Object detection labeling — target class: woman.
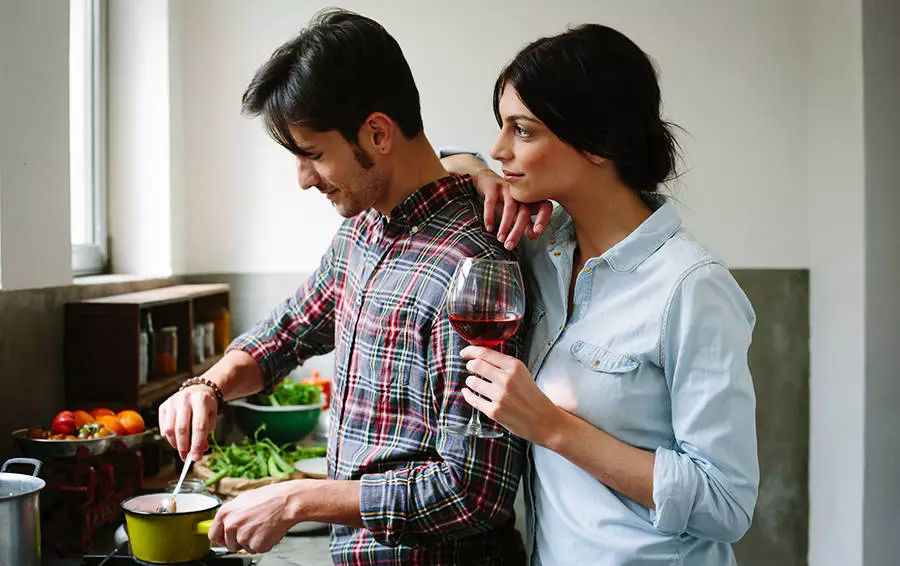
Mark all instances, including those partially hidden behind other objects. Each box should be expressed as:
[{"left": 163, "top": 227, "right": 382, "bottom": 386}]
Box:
[{"left": 447, "top": 24, "right": 758, "bottom": 565}]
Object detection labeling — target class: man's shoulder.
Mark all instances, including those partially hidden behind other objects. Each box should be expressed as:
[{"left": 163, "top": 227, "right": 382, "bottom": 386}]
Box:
[{"left": 426, "top": 194, "right": 517, "bottom": 264}]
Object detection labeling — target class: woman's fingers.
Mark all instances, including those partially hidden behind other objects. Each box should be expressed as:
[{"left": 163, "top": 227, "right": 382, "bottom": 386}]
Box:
[
  {"left": 461, "top": 345, "right": 519, "bottom": 370},
  {"left": 465, "top": 374, "right": 501, "bottom": 401},
  {"left": 496, "top": 190, "right": 519, "bottom": 242},
  {"left": 462, "top": 387, "right": 493, "bottom": 416}
]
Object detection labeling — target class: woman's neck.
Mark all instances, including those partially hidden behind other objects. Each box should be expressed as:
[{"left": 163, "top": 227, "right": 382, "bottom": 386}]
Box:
[{"left": 558, "top": 174, "right": 654, "bottom": 262}]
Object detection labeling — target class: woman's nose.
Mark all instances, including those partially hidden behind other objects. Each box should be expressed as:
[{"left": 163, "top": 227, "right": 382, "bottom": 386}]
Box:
[{"left": 490, "top": 133, "right": 512, "bottom": 163}]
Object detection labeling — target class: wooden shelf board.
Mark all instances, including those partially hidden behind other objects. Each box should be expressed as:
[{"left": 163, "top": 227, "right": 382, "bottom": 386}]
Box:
[{"left": 83, "top": 284, "right": 230, "bottom": 306}]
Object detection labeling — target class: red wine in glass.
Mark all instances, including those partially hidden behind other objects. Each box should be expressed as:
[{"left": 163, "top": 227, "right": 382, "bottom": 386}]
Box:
[
  {"left": 448, "top": 313, "right": 522, "bottom": 347},
  {"left": 444, "top": 258, "right": 525, "bottom": 439}
]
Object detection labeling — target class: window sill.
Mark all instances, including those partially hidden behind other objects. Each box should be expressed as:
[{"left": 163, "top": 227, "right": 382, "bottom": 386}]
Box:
[{"left": 73, "top": 273, "right": 173, "bottom": 286}]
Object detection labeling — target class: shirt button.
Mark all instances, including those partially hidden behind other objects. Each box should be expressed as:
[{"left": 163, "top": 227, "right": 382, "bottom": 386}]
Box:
[
  {"left": 549, "top": 240, "right": 557, "bottom": 245},
  {"left": 410, "top": 225, "right": 420, "bottom": 234},
  {"left": 355, "top": 297, "right": 362, "bottom": 306},
  {"left": 553, "top": 251, "right": 561, "bottom": 257},
  {"left": 592, "top": 360, "right": 600, "bottom": 366},
  {"left": 585, "top": 267, "right": 593, "bottom": 273}
]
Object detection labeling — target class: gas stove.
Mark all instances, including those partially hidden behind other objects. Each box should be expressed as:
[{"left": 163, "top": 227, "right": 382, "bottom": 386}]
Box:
[{"left": 78, "top": 553, "right": 256, "bottom": 565}]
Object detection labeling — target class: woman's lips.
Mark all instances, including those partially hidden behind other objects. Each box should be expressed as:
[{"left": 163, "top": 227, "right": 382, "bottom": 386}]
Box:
[{"left": 502, "top": 170, "right": 523, "bottom": 183}]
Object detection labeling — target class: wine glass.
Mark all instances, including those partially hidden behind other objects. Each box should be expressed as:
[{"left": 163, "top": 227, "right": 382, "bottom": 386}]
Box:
[{"left": 444, "top": 258, "right": 525, "bottom": 438}]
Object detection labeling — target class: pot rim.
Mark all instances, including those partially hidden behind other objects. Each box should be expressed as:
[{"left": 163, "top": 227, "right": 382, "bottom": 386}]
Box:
[
  {"left": 120, "top": 492, "right": 222, "bottom": 517},
  {"left": 0, "top": 472, "right": 46, "bottom": 500}
]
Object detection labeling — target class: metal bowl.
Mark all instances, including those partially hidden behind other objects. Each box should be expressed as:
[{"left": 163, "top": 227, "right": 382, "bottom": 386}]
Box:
[
  {"left": 111, "top": 428, "right": 155, "bottom": 451},
  {"left": 12, "top": 428, "right": 118, "bottom": 459}
]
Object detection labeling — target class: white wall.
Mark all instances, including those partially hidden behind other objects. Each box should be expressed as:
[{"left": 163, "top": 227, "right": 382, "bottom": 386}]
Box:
[
  {"left": 176, "top": 0, "right": 809, "bottom": 273},
  {"left": 0, "top": 0, "right": 72, "bottom": 290},
  {"left": 805, "top": 0, "right": 866, "bottom": 564}
]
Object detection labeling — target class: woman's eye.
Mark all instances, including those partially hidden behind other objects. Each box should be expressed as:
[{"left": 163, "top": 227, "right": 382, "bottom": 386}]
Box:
[{"left": 514, "top": 125, "right": 530, "bottom": 138}]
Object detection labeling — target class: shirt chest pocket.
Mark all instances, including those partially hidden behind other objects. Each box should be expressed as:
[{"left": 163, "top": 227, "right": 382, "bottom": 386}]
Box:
[
  {"left": 569, "top": 340, "right": 641, "bottom": 435},
  {"left": 569, "top": 340, "right": 640, "bottom": 374}
]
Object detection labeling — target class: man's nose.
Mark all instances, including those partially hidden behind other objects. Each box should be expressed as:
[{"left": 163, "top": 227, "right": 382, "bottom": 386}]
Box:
[{"left": 295, "top": 157, "right": 320, "bottom": 190}]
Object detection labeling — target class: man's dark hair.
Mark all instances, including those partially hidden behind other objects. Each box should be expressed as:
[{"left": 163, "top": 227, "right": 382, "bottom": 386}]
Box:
[
  {"left": 242, "top": 9, "right": 423, "bottom": 156},
  {"left": 494, "top": 24, "right": 680, "bottom": 198}
]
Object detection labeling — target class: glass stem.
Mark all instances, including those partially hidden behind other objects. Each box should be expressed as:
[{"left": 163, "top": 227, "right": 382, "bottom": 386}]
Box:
[{"left": 466, "top": 406, "right": 485, "bottom": 434}]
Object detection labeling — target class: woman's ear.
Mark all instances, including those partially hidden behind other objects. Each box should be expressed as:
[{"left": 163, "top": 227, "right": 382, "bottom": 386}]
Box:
[{"left": 360, "top": 112, "right": 394, "bottom": 155}]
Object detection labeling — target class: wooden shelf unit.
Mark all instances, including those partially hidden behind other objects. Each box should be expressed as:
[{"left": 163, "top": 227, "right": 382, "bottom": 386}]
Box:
[{"left": 65, "top": 284, "right": 231, "bottom": 410}]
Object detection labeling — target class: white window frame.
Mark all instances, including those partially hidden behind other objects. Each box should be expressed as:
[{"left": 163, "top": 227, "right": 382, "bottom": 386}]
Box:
[{"left": 70, "top": 0, "right": 108, "bottom": 276}]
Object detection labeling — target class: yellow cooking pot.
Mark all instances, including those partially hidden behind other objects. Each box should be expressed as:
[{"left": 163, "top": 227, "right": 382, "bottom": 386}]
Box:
[{"left": 121, "top": 492, "right": 221, "bottom": 564}]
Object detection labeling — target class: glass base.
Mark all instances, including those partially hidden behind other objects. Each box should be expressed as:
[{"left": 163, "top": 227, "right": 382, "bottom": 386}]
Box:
[{"left": 445, "top": 423, "right": 504, "bottom": 439}]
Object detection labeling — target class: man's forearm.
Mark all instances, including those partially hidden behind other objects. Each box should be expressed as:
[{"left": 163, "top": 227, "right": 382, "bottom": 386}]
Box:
[
  {"left": 204, "top": 350, "right": 265, "bottom": 401},
  {"left": 288, "top": 480, "right": 364, "bottom": 528}
]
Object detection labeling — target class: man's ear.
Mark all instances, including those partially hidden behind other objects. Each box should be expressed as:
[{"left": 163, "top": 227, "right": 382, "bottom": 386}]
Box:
[
  {"left": 359, "top": 112, "right": 394, "bottom": 155},
  {"left": 585, "top": 152, "right": 607, "bottom": 166}
]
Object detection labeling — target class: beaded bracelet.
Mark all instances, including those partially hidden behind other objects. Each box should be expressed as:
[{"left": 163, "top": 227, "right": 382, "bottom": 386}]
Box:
[{"left": 179, "top": 377, "right": 225, "bottom": 412}]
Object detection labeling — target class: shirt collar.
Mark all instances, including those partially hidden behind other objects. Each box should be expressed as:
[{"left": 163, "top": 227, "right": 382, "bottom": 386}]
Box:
[
  {"left": 551, "top": 199, "right": 682, "bottom": 272},
  {"left": 386, "top": 174, "right": 476, "bottom": 231}
]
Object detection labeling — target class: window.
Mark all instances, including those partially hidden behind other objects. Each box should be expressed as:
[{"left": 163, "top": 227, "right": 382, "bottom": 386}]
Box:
[{"left": 70, "top": 0, "right": 107, "bottom": 275}]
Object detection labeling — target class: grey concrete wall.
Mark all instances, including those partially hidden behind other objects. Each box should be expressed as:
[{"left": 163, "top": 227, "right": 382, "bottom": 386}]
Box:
[
  {"left": 732, "top": 270, "right": 810, "bottom": 566},
  {"left": 0, "top": 269, "right": 809, "bottom": 564},
  {"left": 862, "top": 0, "right": 900, "bottom": 563}
]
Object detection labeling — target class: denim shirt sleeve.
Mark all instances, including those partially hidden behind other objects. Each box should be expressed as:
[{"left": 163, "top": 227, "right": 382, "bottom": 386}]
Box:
[{"left": 651, "top": 261, "right": 760, "bottom": 543}]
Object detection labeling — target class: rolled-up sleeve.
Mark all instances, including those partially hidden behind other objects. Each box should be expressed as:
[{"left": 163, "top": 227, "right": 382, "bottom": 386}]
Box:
[
  {"left": 227, "top": 245, "right": 337, "bottom": 393},
  {"left": 651, "top": 262, "right": 759, "bottom": 543},
  {"left": 359, "top": 300, "right": 526, "bottom": 546}
]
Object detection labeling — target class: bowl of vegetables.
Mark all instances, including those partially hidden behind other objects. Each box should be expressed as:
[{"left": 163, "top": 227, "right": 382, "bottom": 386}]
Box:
[{"left": 228, "top": 379, "right": 325, "bottom": 445}]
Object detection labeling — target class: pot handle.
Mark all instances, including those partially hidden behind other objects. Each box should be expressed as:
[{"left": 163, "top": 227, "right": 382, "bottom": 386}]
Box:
[
  {"left": 1, "top": 457, "right": 42, "bottom": 476},
  {"left": 195, "top": 519, "right": 213, "bottom": 535}
]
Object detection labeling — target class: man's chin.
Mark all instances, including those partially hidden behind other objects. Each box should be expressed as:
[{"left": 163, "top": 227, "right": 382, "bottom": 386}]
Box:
[{"left": 333, "top": 202, "right": 366, "bottom": 218}]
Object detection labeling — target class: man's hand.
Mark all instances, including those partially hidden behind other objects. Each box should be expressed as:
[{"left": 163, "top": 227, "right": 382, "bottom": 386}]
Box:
[
  {"left": 208, "top": 481, "right": 303, "bottom": 554},
  {"left": 158, "top": 385, "right": 217, "bottom": 463},
  {"left": 159, "top": 350, "right": 265, "bottom": 462},
  {"left": 208, "top": 479, "right": 363, "bottom": 554}
]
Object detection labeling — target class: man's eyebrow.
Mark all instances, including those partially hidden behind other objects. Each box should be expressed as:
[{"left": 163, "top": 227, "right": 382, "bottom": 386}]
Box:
[{"left": 295, "top": 145, "right": 319, "bottom": 157}]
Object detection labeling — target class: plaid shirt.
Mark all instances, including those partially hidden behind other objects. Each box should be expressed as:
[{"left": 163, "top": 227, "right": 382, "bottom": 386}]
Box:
[{"left": 231, "top": 175, "right": 527, "bottom": 565}]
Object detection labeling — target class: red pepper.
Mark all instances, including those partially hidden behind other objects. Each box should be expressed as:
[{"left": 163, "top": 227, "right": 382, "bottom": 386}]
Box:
[{"left": 51, "top": 411, "right": 76, "bottom": 435}]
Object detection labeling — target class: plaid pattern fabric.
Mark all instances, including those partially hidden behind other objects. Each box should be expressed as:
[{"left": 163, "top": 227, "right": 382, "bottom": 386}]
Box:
[{"left": 230, "top": 175, "right": 527, "bottom": 565}]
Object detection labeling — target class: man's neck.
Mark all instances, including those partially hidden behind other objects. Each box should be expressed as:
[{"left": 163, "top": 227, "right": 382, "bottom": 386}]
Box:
[{"left": 375, "top": 135, "right": 449, "bottom": 219}]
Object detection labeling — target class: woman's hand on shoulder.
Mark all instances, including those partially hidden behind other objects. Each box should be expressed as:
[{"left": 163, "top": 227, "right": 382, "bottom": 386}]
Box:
[
  {"left": 472, "top": 168, "right": 552, "bottom": 250},
  {"left": 442, "top": 152, "right": 551, "bottom": 249}
]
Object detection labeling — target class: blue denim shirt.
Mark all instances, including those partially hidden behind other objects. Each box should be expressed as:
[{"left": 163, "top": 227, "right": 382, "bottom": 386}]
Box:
[{"left": 521, "top": 201, "right": 759, "bottom": 565}]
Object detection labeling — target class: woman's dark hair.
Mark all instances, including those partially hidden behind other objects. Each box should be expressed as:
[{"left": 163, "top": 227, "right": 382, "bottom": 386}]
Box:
[
  {"left": 493, "top": 24, "right": 679, "bottom": 197},
  {"left": 242, "top": 9, "right": 423, "bottom": 156}
]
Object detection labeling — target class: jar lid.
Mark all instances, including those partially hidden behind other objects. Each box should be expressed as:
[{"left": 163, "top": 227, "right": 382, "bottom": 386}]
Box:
[{"left": 160, "top": 325, "right": 178, "bottom": 332}]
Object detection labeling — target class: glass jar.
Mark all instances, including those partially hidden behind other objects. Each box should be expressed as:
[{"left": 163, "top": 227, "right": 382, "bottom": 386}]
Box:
[
  {"left": 155, "top": 326, "right": 178, "bottom": 376},
  {"left": 192, "top": 324, "right": 206, "bottom": 364},
  {"left": 213, "top": 307, "right": 231, "bottom": 354},
  {"left": 203, "top": 322, "right": 216, "bottom": 359}
]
